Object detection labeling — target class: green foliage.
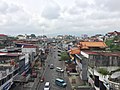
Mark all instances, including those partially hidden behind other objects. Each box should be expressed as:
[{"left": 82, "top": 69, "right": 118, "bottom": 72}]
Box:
[
  {"left": 98, "top": 68, "right": 109, "bottom": 75},
  {"left": 110, "top": 44, "right": 120, "bottom": 51},
  {"left": 0, "top": 44, "right": 4, "bottom": 46},
  {"left": 61, "top": 51, "right": 70, "bottom": 60},
  {"left": 31, "top": 34, "right": 36, "bottom": 38},
  {"left": 105, "top": 36, "right": 120, "bottom": 51},
  {"left": 114, "top": 36, "right": 120, "bottom": 41},
  {"left": 8, "top": 36, "right": 17, "bottom": 40},
  {"left": 105, "top": 39, "right": 113, "bottom": 47}
]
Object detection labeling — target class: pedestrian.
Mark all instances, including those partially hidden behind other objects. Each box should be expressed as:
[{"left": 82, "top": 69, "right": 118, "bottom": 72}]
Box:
[{"left": 42, "top": 77, "right": 45, "bottom": 81}]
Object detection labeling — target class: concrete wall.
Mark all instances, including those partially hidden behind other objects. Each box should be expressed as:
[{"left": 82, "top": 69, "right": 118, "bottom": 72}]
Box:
[{"left": 22, "top": 48, "right": 37, "bottom": 56}]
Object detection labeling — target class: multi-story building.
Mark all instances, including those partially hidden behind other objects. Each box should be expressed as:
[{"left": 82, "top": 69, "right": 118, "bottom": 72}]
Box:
[
  {"left": 0, "top": 44, "right": 34, "bottom": 89},
  {"left": 69, "top": 41, "right": 120, "bottom": 90},
  {"left": 75, "top": 51, "right": 120, "bottom": 90},
  {"left": 0, "top": 52, "right": 23, "bottom": 90}
]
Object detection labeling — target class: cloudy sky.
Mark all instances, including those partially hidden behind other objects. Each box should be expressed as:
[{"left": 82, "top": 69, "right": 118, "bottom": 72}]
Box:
[{"left": 0, "top": 0, "right": 120, "bottom": 36}]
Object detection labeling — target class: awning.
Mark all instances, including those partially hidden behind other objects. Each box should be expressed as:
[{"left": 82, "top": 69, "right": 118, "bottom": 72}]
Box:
[
  {"left": 13, "top": 75, "right": 26, "bottom": 83},
  {"left": 13, "top": 74, "right": 30, "bottom": 83}
]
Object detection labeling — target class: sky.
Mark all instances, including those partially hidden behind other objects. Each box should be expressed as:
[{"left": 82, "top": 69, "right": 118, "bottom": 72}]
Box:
[{"left": 0, "top": 0, "right": 120, "bottom": 36}]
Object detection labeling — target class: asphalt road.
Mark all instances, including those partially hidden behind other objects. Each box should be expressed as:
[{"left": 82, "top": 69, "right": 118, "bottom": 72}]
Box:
[{"left": 37, "top": 46, "right": 72, "bottom": 90}]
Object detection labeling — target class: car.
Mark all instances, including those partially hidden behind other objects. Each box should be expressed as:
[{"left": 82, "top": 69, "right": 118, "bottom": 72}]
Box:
[
  {"left": 55, "top": 78, "right": 67, "bottom": 87},
  {"left": 44, "top": 82, "right": 50, "bottom": 90},
  {"left": 56, "top": 67, "right": 64, "bottom": 73},
  {"left": 58, "top": 50, "right": 61, "bottom": 53},
  {"left": 58, "top": 54, "right": 61, "bottom": 56},
  {"left": 50, "top": 64, "right": 54, "bottom": 69},
  {"left": 31, "top": 72, "right": 37, "bottom": 78},
  {"left": 58, "top": 59, "right": 62, "bottom": 61}
]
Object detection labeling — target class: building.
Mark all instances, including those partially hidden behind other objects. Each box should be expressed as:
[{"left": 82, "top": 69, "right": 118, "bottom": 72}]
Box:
[
  {"left": 69, "top": 40, "right": 120, "bottom": 90},
  {"left": 0, "top": 34, "right": 8, "bottom": 40},
  {"left": 107, "top": 31, "right": 120, "bottom": 38},
  {"left": 0, "top": 45, "right": 32, "bottom": 90},
  {"left": 22, "top": 45, "right": 38, "bottom": 63},
  {"left": 17, "top": 35, "right": 26, "bottom": 40},
  {"left": 78, "top": 41, "right": 107, "bottom": 51},
  {"left": 75, "top": 51, "right": 120, "bottom": 90},
  {"left": 0, "top": 53, "right": 23, "bottom": 90},
  {"left": 0, "top": 34, "right": 9, "bottom": 49}
]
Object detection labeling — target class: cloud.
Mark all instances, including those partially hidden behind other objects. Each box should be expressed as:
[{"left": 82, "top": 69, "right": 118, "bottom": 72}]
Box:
[
  {"left": 0, "top": 0, "right": 120, "bottom": 36},
  {"left": 0, "top": 1, "right": 31, "bottom": 26},
  {"left": 41, "top": 0, "right": 61, "bottom": 19},
  {"left": 0, "top": 1, "right": 8, "bottom": 14},
  {"left": 104, "top": 0, "right": 120, "bottom": 11},
  {"left": 95, "top": 0, "right": 120, "bottom": 11},
  {"left": 7, "top": 4, "right": 20, "bottom": 13},
  {"left": 38, "top": 0, "right": 120, "bottom": 36}
]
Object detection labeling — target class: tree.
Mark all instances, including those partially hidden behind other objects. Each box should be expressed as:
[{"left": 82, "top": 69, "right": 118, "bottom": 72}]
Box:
[
  {"left": 98, "top": 68, "right": 109, "bottom": 76},
  {"left": 105, "top": 39, "right": 113, "bottom": 47},
  {"left": 31, "top": 34, "right": 36, "bottom": 38},
  {"left": 61, "top": 52, "right": 70, "bottom": 60},
  {"left": 105, "top": 36, "right": 120, "bottom": 51}
]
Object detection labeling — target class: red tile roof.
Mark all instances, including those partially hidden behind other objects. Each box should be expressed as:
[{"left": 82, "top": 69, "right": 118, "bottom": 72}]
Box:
[
  {"left": 23, "top": 45, "right": 37, "bottom": 48},
  {"left": 83, "top": 51, "right": 120, "bottom": 56},
  {"left": 0, "top": 34, "right": 7, "bottom": 36},
  {"left": 83, "top": 51, "right": 98, "bottom": 55},
  {"left": 79, "top": 42, "right": 107, "bottom": 49},
  {"left": 69, "top": 48, "right": 80, "bottom": 54},
  {"left": 99, "top": 52, "right": 120, "bottom": 56}
]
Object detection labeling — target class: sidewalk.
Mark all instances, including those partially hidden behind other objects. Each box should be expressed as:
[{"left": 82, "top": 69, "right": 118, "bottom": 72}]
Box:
[
  {"left": 23, "top": 82, "right": 34, "bottom": 90},
  {"left": 68, "top": 74, "right": 94, "bottom": 90},
  {"left": 68, "top": 75, "right": 84, "bottom": 89}
]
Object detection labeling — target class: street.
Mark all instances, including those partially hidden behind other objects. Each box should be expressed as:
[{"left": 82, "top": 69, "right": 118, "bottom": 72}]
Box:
[{"left": 37, "top": 46, "right": 72, "bottom": 90}]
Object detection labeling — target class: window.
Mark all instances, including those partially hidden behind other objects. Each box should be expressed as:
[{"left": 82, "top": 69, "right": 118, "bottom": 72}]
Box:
[
  {"left": 89, "top": 55, "right": 93, "bottom": 60},
  {"left": 0, "top": 80, "right": 2, "bottom": 86},
  {"left": 2, "top": 78, "right": 7, "bottom": 85},
  {"left": 13, "top": 69, "right": 18, "bottom": 76},
  {"left": 7, "top": 74, "right": 12, "bottom": 80}
]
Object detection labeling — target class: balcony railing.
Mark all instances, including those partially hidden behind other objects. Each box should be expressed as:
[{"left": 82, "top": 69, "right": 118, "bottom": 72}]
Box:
[{"left": 0, "top": 65, "right": 19, "bottom": 79}]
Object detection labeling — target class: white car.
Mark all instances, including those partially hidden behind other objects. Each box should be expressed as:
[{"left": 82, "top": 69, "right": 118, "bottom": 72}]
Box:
[
  {"left": 44, "top": 82, "right": 50, "bottom": 90},
  {"left": 50, "top": 64, "right": 54, "bottom": 69},
  {"left": 56, "top": 67, "right": 64, "bottom": 73}
]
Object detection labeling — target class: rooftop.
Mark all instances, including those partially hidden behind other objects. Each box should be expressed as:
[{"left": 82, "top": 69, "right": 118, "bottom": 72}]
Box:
[
  {"left": 83, "top": 51, "right": 120, "bottom": 57},
  {"left": 0, "top": 52, "right": 23, "bottom": 57},
  {"left": 0, "top": 34, "right": 7, "bottom": 37},
  {"left": 69, "top": 47, "right": 80, "bottom": 54},
  {"left": 108, "top": 31, "right": 120, "bottom": 35},
  {"left": 79, "top": 42, "right": 107, "bottom": 49},
  {"left": 23, "top": 45, "right": 37, "bottom": 48}
]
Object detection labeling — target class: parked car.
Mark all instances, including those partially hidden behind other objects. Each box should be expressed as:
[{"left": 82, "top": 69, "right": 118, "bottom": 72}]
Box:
[
  {"left": 44, "top": 82, "right": 50, "bottom": 90},
  {"left": 55, "top": 78, "right": 67, "bottom": 87},
  {"left": 50, "top": 64, "right": 54, "bottom": 69},
  {"left": 58, "top": 50, "right": 61, "bottom": 53},
  {"left": 58, "top": 59, "right": 62, "bottom": 61},
  {"left": 56, "top": 67, "right": 64, "bottom": 73},
  {"left": 58, "top": 54, "right": 61, "bottom": 56}
]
